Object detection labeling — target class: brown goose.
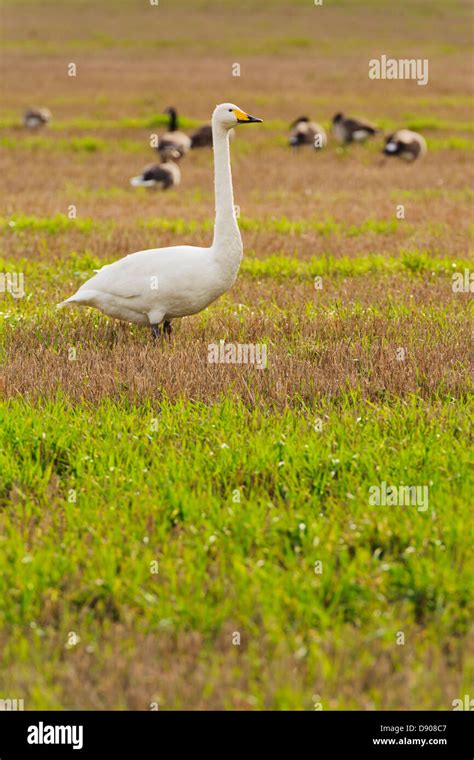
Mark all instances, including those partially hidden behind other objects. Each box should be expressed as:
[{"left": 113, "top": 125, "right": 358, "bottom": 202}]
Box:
[
  {"left": 130, "top": 160, "right": 181, "bottom": 190},
  {"left": 157, "top": 107, "right": 191, "bottom": 161},
  {"left": 22, "top": 107, "right": 52, "bottom": 129},
  {"left": 289, "top": 116, "right": 327, "bottom": 149},
  {"left": 332, "top": 112, "right": 377, "bottom": 144},
  {"left": 383, "top": 129, "right": 427, "bottom": 162}
]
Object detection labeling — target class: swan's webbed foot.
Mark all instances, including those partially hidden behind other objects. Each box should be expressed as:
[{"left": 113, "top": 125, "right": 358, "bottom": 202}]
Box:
[
  {"left": 163, "top": 320, "right": 172, "bottom": 340},
  {"left": 151, "top": 324, "right": 160, "bottom": 340}
]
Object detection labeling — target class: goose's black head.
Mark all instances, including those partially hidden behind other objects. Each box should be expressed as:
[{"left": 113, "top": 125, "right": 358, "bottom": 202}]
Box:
[
  {"left": 291, "top": 116, "right": 310, "bottom": 127},
  {"left": 332, "top": 113, "right": 344, "bottom": 124},
  {"left": 164, "top": 107, "right": 178, "bottom": 131}
]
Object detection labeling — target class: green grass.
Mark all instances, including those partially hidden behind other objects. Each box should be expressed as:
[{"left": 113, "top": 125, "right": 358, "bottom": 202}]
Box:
[
  {"left": 427, "top": 136, "right": 474, "bottom": 151},
  {"left": 142, "top": 216, "right": 405, "bottom": 237},
  {"left": 0, "top": 213, "right": 409, "bottom": 239},
  {"left": 240, "top": 217, "right": 403, "bottom": 237},
  {"left": 1, "top": 0, "right": 472, "bottom": 710},
  {"left": 0, "top": 214, "right": 99, "bottom": 234},
  {"left": 0, "top": 394, "right": 471, "bottom": 707},
  {"left": 1, "top": 251, "right": 471, "bottom": 299},
  {"left": 241, "top": 251, "right": 472, "bottom": 280},
  {"left": 391, "top": 188, "right": 474, "bottom": 202},
  {"left": 0, "top": 135, "right": 147, "bottom": 153},
  {"left": 1, "top": 130, "right": 472, "bottom": 158},
  {"left": 402, "top": 116, "right": 474, "bottom": 133}
]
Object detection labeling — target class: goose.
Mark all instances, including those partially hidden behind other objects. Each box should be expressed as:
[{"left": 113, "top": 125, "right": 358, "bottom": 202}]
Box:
[
  {"left": 383, "top": 129, "right": 427, "bottom": 162},
  {"left": 190, "top": 123, "right": 235, "bottom": 148},
  {"left": 58, "top": 103, "right": 262, "bottom": 339},
  {"left": 332, "top": 112, "right": 377, "bottom": 144},
  {"left": 22, "top": 107, "right": 51, "bottom": 129},
  {"left": 157, "top": 106, "right": 191, "bottom": 161},
  {"left": 289, "top": 116, "right": 327, "bottom": 149},
  {"left": 130, "top": 160, "right": 180, "bottom": 189},
  {"left": 190, "top": 124, "right": 213, "bottom": 148}
]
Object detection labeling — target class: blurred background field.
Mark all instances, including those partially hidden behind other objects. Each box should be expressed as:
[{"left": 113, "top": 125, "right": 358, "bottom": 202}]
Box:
[{"left": 0, "top": 0, "right": 472, "bottom": 709}]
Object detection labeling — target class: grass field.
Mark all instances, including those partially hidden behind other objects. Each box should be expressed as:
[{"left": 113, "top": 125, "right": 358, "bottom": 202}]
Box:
[{"left": 0, "top": 0, "right": 473, "bottom": 710}]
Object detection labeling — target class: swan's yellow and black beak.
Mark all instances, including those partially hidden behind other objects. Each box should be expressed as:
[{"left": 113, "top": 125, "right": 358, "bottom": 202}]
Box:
[{"left": 234, "top": 108, "right": 263, "bottom": 124}]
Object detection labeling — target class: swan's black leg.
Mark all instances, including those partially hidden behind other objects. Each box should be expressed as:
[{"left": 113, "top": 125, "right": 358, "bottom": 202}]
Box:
[
  {"left": 151, "top": 324, "right": 160, "bottom": 339},
  {"left": 163, "top": 320, "right": 172, "bottom": 340}
]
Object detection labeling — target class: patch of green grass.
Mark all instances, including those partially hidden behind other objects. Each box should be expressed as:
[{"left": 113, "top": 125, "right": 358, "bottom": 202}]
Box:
[
  {"left": 391, "top": 188, "right": 474, "bottom": 202},
  {"left": 241, "top": 217, "right": 403, "bottom": 237},
  {"left": 0, "top": 394, "right": 471, "bottom": 708},
  {"left": 0, "top": 250, "right": 471, "bottom": 300},
  {"left": 0, "top": 115, "right": 205, "bottom": 131},
  {"left": 0, "top": 214, "right": 107, "bottom": 236},
  {"left": 140, "top": 218, "right": 214, "bottom": 235},
  {"left": 0, "top": 135, "right": 109, "bottom": 153},
  {"left": 427, "top": 136, "right": 474, "bottom": 151},
  {"left": 0, "top": 214, "right": 99, "bottom": 235},
  {"left": 0, "top": 135, "right": 145, "bottom": 153},
  {"left": 0, "top": 36, "right": 200, "bottom": 56},
  {"left": 1, "top": 122, "right": 472, "bottom": 160},
  {"left": 0, "top": 211, "right": 466, "bottom": 247},
  {"left": 402, "top": 116, "right": 474, "bottom": 132},
  {"left": 241, "top": 251, "right": 472, "bottom": 280},
  {"left": 141, "top": 216, "right": 405, "bottom": 237},
  {"left": 232, "top": 36, "right": 315, "bottom": 54}
]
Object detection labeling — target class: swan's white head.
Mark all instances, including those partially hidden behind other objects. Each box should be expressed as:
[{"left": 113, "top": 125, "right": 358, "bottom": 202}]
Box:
[{"left": 212, "top": 103, "right": 263, "bottom": 130}]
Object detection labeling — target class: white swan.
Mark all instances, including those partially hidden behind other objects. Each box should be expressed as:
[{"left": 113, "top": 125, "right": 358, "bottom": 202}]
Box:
[{"left": 58, "top": 103, "right": 262, "bottom": 338}]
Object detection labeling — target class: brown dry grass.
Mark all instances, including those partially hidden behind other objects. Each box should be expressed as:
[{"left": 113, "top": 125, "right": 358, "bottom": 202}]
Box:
[
  {"left": 1, "top": 621, "right": 471, "bottom": 710},
  {"left": 2, "top": 275, "right": 471, "bottom": 405}
]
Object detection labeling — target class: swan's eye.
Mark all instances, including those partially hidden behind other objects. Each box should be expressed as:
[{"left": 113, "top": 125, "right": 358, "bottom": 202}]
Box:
[{"left": 228, "top": 109, "right": 233, "bottom": 112}]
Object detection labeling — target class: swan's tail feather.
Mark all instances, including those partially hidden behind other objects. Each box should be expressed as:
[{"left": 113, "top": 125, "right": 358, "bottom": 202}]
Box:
[{"left": 56, "top": 290, "right": 98, "bottom": 309}]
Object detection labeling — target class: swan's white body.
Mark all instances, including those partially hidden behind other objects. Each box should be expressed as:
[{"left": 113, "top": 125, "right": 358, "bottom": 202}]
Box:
[
  {"left": 58, "top": 104, "right": 262, "bottom": 330},
  {"left": 63, "top": 244, "right": 240, "bottom": 327}
]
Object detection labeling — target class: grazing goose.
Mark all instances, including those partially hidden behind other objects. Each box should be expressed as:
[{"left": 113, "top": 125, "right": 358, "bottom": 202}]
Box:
[
  {"left": 383, "top": 129, "right": 427, "bottom": 162},
  {"left": 22, "top": 107, "right": 52, "bottom": 129},
  {"left": 190, "top": 123, "right": 235, "bottom": 148},
  {"left": 289, "top": 116, "right": 327, "bottom": 149},
  {"left": 157, "top": 106, "right": 191, "bottom": 161},
  {"left": 332, "top": 112, "right": 377, "bottom": 144},
  {"left": 58, "top": 103, "right": 262, "bottom": 339},
  {"left": 130, "top": 160, "right": 180, "bottom": 189}
]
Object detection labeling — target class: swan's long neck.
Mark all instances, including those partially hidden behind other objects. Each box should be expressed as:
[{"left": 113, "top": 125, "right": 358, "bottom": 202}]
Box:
[{"left": 211, "top": 122, "right": 242, "bottom": 274}]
